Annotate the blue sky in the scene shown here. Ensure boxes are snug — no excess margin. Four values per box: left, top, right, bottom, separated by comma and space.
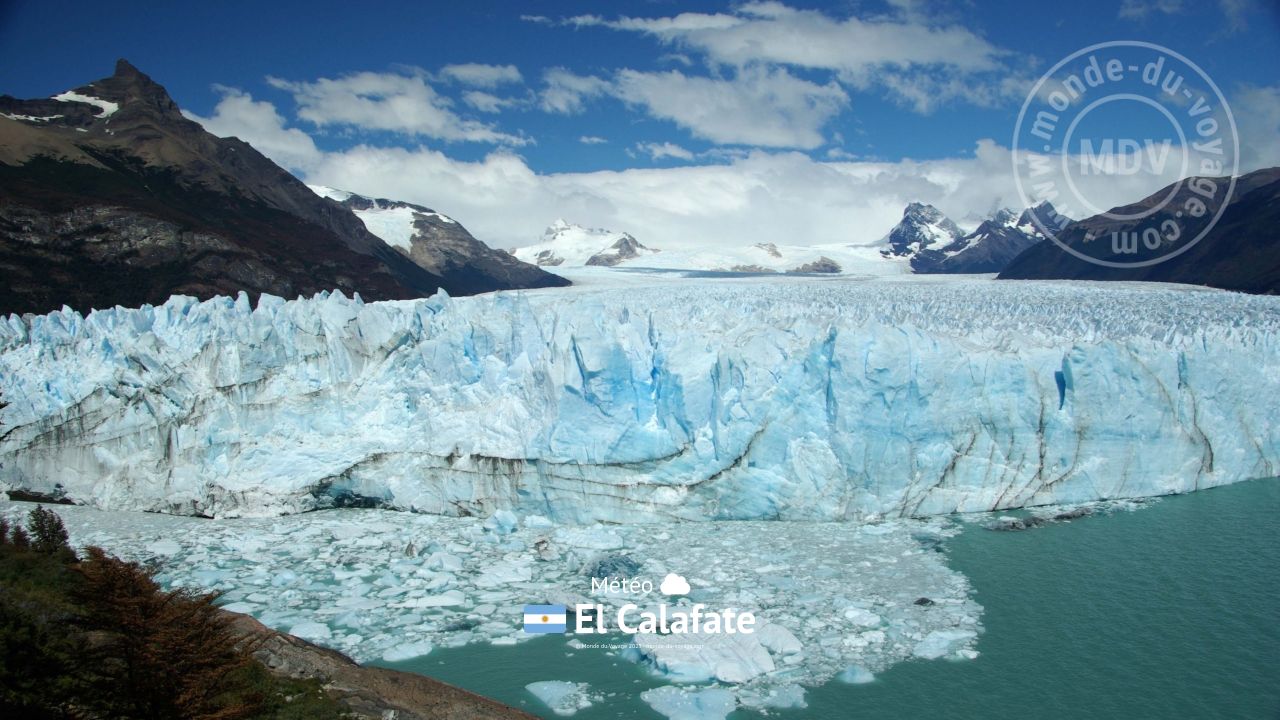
1, 0, 1277, 248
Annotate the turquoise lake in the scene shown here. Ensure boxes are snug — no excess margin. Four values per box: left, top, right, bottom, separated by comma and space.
383, 478, 1280, 719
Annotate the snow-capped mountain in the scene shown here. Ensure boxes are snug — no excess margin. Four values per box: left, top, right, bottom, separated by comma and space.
883, 201, 1070, 274
516, 222, 905, 276
513, 220, 658, 267
3, 279, 1276, 519
0, 59, 565, 316
880, 203, 965, 258
310, 186, 567, 292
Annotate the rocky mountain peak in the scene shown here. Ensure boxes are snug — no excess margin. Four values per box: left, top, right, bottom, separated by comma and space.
882, 202, 963, 257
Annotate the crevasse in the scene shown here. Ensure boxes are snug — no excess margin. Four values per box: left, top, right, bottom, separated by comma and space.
1, 278, 1277, 520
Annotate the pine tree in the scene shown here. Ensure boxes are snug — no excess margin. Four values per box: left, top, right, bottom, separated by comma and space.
74, 547, 263, 720
10, 525, 30, 549
28, 505, 74, 560
0, 516, 9, 545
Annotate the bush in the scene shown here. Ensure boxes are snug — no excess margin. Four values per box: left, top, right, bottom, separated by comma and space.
0, 508, 350, 719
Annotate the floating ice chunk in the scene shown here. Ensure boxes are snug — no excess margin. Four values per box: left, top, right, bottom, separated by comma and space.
837, 665, 876, 684
756, 623, 802, 656
381, 640, 434, 662
475, 559, 531, 587
525, 681, 595, 716
425, 551, 463, 572
742, 683, 807, 710
484, 510, 519, 535
289, 621, 331, 642
641, 686, 737, 720
523, 514, 555, 529
146, 538, 181, 555
912, 629, 978, 660
843, 607, 882, 627
632, 631, 774, 684
220, 601, 258, 614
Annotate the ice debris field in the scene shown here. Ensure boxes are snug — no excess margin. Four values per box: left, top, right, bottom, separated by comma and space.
2, 277, 1279, 520
0, 499, 979, 716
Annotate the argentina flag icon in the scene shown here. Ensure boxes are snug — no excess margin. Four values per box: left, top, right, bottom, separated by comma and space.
523, 604, 567, 633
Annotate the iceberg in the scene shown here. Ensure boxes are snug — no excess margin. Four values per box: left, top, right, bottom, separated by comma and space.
1, 278, 1277, 520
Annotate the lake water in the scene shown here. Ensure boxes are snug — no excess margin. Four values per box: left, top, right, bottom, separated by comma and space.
383, 478, 1280, 719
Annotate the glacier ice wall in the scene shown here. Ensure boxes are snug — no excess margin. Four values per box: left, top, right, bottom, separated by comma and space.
1, 279, 1277, 520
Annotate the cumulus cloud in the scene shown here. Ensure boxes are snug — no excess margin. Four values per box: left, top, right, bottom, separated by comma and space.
438, 62, 523, 87
188, 91, 1255, 256
539, 68, 612, 114
462, 90, 521, 114
553, 3, 1032, 120
1118, 0, 1184, 20
569, 3, 1007, 75
1233, 84, 1280, 172
634, 141, 695, 161
267, 71, 528, 145
614, 67, 849, 149
182, 86, 321, 172
578, 135, 608, 144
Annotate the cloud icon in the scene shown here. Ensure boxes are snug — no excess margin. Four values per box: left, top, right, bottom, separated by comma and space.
660, 573, 691, 596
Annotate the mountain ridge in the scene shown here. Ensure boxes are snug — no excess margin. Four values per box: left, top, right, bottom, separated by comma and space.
0, 60, 562, 316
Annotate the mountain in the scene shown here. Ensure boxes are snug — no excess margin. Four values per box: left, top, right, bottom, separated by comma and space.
309, 186, 567, 291
0, 60, 561, 316
512, 219, 659, 268
880, 201, 1068, 274
914, 202, 1068, 274
999, 168, 1280, 294
880, 202, 964, 258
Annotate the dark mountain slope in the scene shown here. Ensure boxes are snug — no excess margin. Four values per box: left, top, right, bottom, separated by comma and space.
999, 168, 1280, 294
0, 60, 562, 315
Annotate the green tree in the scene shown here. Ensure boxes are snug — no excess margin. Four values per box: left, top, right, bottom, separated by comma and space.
10, 525, 30, 549
28, 505, 74, 560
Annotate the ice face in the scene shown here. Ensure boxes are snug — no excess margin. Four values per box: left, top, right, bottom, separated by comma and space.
2, 278, 1278, 520
0, 499, 981, 709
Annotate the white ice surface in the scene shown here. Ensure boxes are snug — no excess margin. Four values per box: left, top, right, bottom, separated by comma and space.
2, 277, 1277, 521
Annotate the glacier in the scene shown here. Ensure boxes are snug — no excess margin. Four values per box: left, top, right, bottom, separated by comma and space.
1, 277, 1278, 520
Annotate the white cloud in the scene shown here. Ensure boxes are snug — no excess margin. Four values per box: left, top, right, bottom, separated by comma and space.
634, 141, 695, 161
462, 90, 520, 114
578, 135, 608, 144
539, 68, 612, 114
1118, 0, 1184, 20
182, 86, 321, 172
187, 92, 1257, 257
570, 3, 1007, 75
1234, 84, 1280, 172
267, 71, 528, 145
439, 63, 523, 88
613, 67, 849, 149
